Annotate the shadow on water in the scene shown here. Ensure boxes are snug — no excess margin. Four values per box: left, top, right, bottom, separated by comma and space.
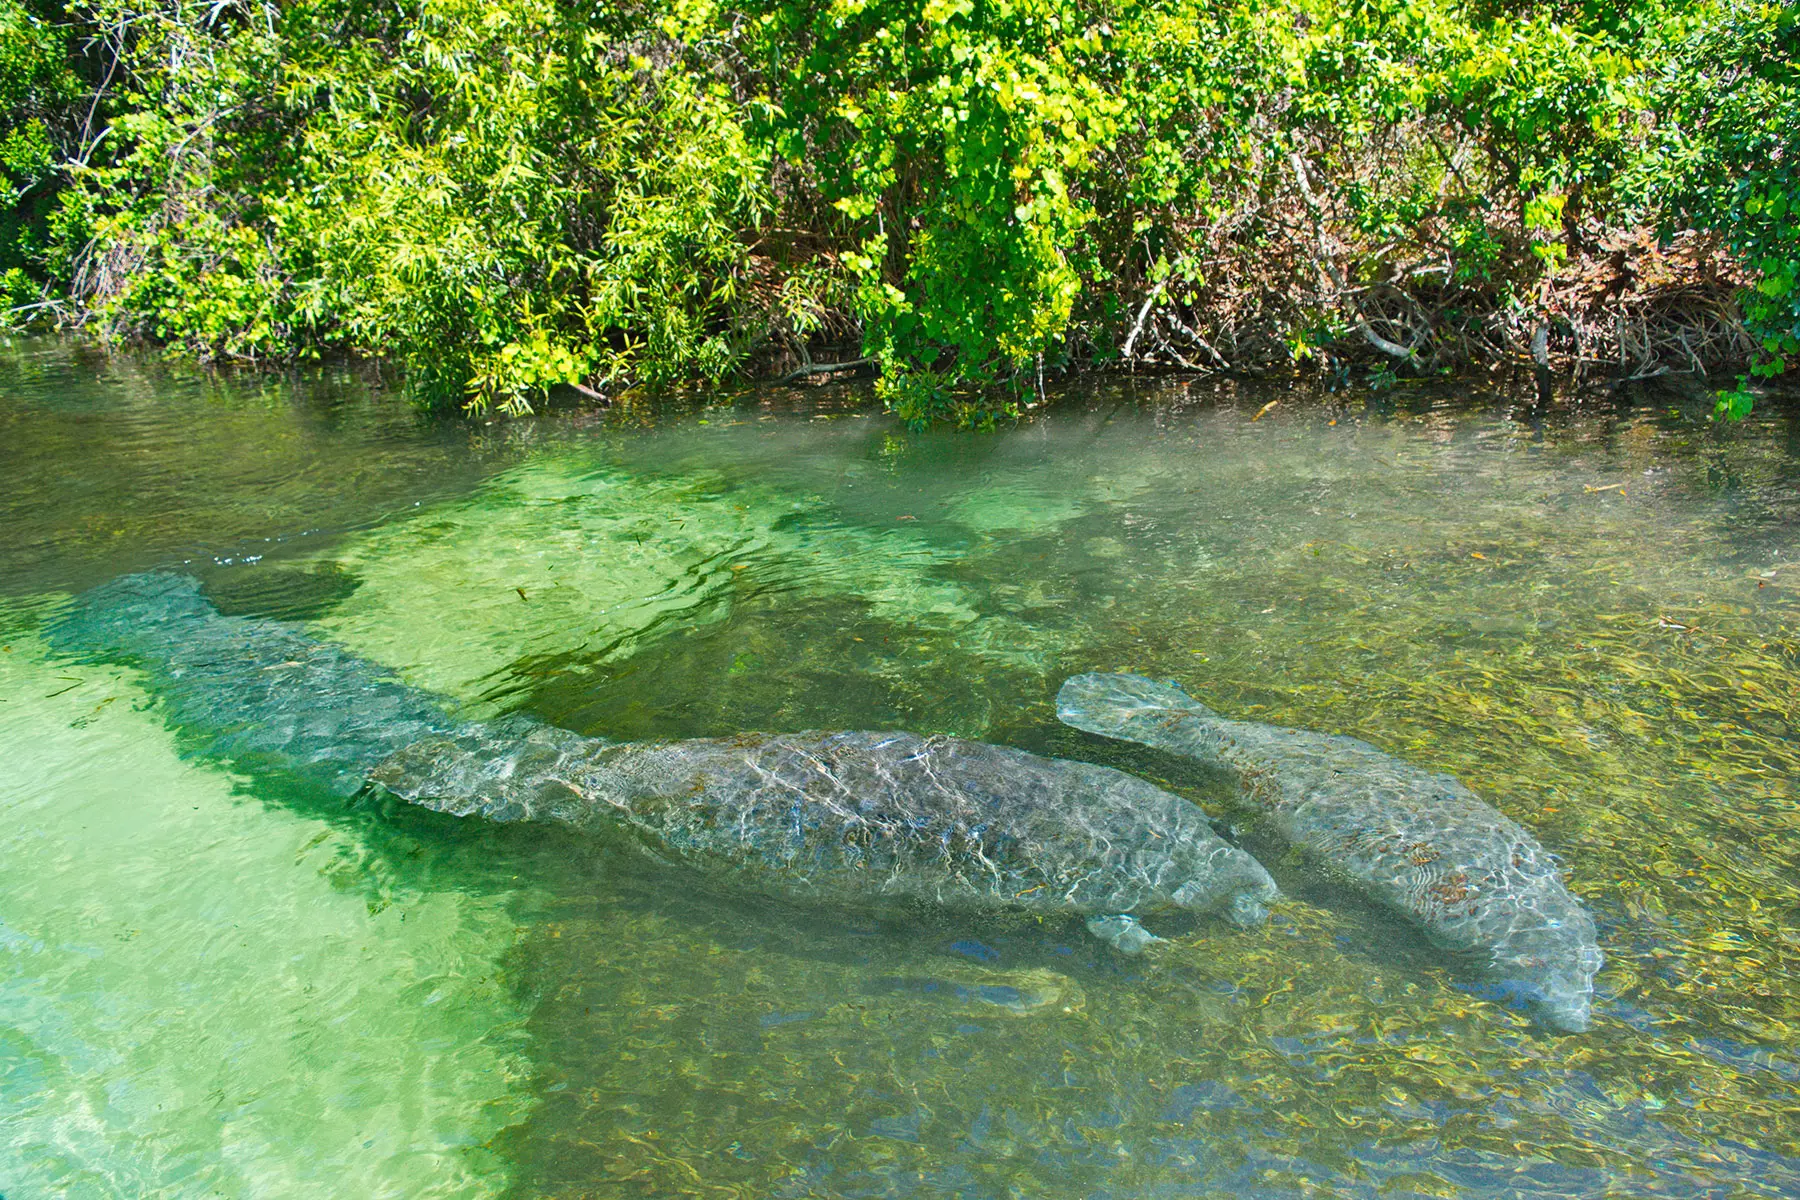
504, 588, 1038, 743
202, 560, 367, 621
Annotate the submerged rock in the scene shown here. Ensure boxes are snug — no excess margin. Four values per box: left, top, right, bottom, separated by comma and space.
49, 573, 1278, 952
1056, 672, 1603, 1032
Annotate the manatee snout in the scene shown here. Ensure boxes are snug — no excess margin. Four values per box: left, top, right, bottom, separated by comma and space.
1492, 940, 1604, 1033
1488, 975, 1592, 1034
1534, 991, 1593, 1034
1537, 943, 1605, 1032
1226, 889, 1271, 929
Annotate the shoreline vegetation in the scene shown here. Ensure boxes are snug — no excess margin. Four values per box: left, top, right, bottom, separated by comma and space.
1, 0, 1795, 424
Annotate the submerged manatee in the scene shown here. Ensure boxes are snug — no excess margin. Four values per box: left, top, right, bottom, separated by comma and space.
1057, 673, 1603, 1030
49, 573, 1278, 952
370, 719, 1279, 948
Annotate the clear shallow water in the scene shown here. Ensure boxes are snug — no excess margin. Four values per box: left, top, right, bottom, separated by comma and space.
3, 337, 1799, 1198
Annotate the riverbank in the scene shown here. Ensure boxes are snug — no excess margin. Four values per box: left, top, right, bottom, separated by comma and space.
757, 223, 1754, 398
2, 0, 1792, 423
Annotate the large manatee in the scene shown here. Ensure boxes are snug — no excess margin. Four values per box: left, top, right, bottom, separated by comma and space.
1057, 673, 1603, 1030
48, 574, 1278, 952
370, 719, 1279, 947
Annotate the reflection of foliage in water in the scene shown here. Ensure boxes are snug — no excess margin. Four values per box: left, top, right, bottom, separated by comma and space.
303, 449, 1076, 708
0, 339, 522, 596
493, 395, 1800, 1199
522, 587, 1026, 740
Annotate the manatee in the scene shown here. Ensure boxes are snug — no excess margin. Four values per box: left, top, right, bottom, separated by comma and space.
48, 574, 1279, 952
368, 718, 1280, 947
1056, 673, 1603, 1031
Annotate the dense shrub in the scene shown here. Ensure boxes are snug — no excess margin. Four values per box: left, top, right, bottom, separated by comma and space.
1633, 0, 1799, 413
1, 0, 1792, 421
0, 0, 80, 305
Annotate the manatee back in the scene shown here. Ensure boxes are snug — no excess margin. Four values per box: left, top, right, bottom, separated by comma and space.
607, 731, 1274, 916
1267, 742, 1599, 1024
375, 724, 1279, 920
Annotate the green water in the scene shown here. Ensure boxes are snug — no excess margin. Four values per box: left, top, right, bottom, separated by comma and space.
3, 338, 1798, 1199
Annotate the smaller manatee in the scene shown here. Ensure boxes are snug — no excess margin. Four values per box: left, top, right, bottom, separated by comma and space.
1057, 672, 1603, 1031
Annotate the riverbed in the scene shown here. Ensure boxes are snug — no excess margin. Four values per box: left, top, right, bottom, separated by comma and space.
2, 338, 1796, 1198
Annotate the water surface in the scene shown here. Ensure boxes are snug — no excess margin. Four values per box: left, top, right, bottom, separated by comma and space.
3, 338, 1798, 1198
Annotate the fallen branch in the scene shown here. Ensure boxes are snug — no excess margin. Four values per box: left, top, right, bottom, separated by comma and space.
782, 357, 874, 382
3, 299, 65, 317
1122, 282, 1166, 361
1360, 319, 1417, 362
1165, 310, 1231, 368
1292, 151, 1419, 367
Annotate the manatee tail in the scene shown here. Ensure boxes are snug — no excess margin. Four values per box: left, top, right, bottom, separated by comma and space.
1055, 673, 1216, 746
51, 571, 458, 794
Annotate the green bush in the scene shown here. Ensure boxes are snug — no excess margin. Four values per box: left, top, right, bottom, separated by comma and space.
1652, 0, 1799, 390
51, 0, 777, 411
2, 0, 1791, 420
0, 0, 80, 301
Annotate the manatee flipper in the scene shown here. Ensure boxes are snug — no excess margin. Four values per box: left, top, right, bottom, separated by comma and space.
1057, 673, 1216, 743
1085, 914, 1164, 955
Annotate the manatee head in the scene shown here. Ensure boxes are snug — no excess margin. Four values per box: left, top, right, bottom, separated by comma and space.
1535, 940, 1606, 1032
1490, 922, 1604, 1033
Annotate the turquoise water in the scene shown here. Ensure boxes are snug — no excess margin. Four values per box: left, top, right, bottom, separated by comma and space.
3, 338, 1798, 1198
